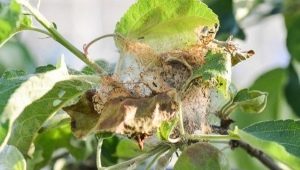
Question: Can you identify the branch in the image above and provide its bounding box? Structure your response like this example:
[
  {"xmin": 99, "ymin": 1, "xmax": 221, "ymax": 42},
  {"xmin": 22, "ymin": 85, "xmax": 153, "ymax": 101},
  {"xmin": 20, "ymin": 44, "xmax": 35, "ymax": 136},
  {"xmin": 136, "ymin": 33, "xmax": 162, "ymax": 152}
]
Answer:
[
  {"xmin": 230, "ymin": 140, "xmax": 282, "ymax": 170},
  {"xmin": 19, "ymin": 0, "xmax": 107, "ymax": 75}
]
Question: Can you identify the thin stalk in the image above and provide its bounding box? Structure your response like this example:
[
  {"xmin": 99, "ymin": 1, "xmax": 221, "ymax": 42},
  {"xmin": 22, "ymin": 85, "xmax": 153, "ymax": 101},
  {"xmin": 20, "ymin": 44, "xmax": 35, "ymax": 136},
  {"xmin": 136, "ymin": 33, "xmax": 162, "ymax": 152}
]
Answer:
[
  {"xmin": 186, "ymin": 134, "xmax": 240, "ymax": 141},
  {"xmin": 178, "ymin": 101, "xmax": 185, "ymax": 135},
  {"xmin": 96, "ymin": 138, "xmax": 104, "ymax": 169},
  {"xmin": 84, "ymin": 34, "xmax": 115, "ymax": 54},
  {"xmin": 100, "ymin": 144, "xmax": 170, "ymax": 170},
  {"xmin": 19, "ymin": 0, "xmax": 107, "ymax": 75}
]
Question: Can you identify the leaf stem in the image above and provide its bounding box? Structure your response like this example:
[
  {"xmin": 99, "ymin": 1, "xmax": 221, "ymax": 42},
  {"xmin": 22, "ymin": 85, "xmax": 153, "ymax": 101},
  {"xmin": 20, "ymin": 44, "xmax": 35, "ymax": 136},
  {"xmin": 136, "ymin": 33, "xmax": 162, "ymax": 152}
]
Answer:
[
  {"xmin": 99, "ymin": 144, "xmax": 170, "ymax": 170},
  {"xmin": 19, "ymin": 0, "xmax": 107, "ymax": 75},
  {"xmin": 83, "ymin": 34, "xmax": 115, "ymax": 55},
  {"xmin": 96, "ymin": 138, "xmax": 103, "ymax": 169},
  {"xmin": 178, "ymin": 101, "xmax": 185, "ymax": 135}
]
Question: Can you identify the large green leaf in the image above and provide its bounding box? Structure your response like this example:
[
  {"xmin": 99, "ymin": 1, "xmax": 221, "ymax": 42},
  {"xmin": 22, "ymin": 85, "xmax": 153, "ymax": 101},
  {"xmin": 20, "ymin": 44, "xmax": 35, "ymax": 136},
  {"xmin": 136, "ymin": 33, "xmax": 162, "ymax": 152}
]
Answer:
[
  {"xmin": 0, "ymin": 0, "xmax": 32, "ymax": 47},
  {"xmin": 231, "ymin": 120, "xmax": 300, "ymax": 170},
  {"xmin": 7, "ymin": 75, "xmax": 98, "ymax": 156},
  {"xmin": 174, "ymin": 143, "xmax": 229, "ymax": 170},
  {"xmin": 0, "ymin": 145, "xmax": 26, "ymax": 170},
  {"xmin": 0, "ymin": 58, "xmax": 69, "ymax": 148},
  {"xmin": 115, "ymin": 0, "xmax": 219, "ymax": 52},
  {"xmin": 243, "ymin": 120, "xmax": 300, "ymax": 158}
]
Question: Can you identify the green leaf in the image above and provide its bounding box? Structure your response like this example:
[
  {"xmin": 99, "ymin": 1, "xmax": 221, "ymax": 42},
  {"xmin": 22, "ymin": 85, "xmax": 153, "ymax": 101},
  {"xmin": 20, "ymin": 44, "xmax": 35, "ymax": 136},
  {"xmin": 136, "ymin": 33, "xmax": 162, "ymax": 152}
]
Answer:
[
  {"xmin": 0, "ymin": 0, "xmax": 32, "ymax": 47},
  {"xmin": 0, "ymin": 145, "xmax": 26, "ymax": 170},
  {"xmin": 284, "ymin": 0, "xmax": 300, "ymax": 62},
  {"xmin": 115, "ymin": 0, "xmax": 219, "ymax": 52},
  {"xmin": 1, "ymin": 69, "xmax": 26, "ymax": 79},
  {"xmin": 157, "ymin": 117, "xmax": 178, "ymax": 141},
  {"xmin": 28, "ymin": 123, "xmax": 90, "ymax": 170},
  {"xmin": 34, "ymin": 64, "xmax": 56, "ymax": 73},
  {"xmin": 115, "ymin": 138, "xmax": 144, "ymax": 159},
  {"xmin": 174, "ymin": 143, "xmax": 229, "ymax": 170},
  {"xmin": 0, "ymin": 58, "xmax": 69, "ymax": 148},
  {"xmin": 7, "ymin": 76, "xmax": 97, "ymax": 156},
  {"xmin": 243, "ymin": 120, "xmax": 300, "ymax": 158},
  {"xmin": 232, "ymin": 120, "xmax": 300, "ymax": 170},
  {"xmin": 285, "ymin": 62, "xmax": 300, "ymax": 117},
  {"xmin": 192, "ymin": 52, "xmax": 231, "ymax": 94},
  {"xmin": 101, "ymin": 136, "xmax": 120, "ymax": 166},
  {"xmin": 233, "ymin": 89, "xmax": 268, "ymax": 113}
]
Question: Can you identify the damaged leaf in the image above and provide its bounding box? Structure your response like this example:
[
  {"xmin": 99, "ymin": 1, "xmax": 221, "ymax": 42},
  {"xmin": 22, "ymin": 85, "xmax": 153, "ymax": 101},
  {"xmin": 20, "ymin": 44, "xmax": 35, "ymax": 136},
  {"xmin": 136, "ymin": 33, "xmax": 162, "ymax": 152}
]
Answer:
[
  {"xmin": 63, "ymin": 90, "xmax": 99, "ymax": 138},
  {"xmin": 65, "ymin": 89, "xmax": 179, "ymax": 146}
]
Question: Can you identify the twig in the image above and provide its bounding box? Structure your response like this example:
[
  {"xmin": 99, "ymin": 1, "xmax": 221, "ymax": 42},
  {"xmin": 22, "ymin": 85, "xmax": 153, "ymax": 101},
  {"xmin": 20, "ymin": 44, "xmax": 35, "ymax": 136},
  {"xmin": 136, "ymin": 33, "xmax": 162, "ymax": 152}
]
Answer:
[
  {"xmin": 19, "ymin": 0, "xmax": 107, "ymax": 75},
  {"xmin": 230, "ymin": 140, "xmax": 282, "ymax": 170},
  {"xmin": 83, "ymin": 34, "xmax": 115, "ymax": 55}
]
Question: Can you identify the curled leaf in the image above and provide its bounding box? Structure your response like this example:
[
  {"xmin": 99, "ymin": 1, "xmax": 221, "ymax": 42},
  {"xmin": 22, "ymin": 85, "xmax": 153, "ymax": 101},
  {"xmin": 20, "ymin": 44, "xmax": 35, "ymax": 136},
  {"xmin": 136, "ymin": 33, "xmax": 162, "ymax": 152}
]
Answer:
[{"xmin": 233, "ymin": 89, "xmax": 268, "ymax": 113}]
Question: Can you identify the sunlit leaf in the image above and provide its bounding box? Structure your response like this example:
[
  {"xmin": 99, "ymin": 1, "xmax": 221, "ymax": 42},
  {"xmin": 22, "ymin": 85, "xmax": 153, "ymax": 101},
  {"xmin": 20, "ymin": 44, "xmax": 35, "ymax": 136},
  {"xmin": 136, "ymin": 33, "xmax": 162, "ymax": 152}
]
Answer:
[
  {"xmin": 7, "ymin": 76, "xmax": 97, "ymax": 156},
  {"xmin": 115, "ymin": 0, "xmax": 219, "ymax": 52},
  {"xmin": 0, "ymin": 58, "xmax": 68, "ymax": 148},
  {"xmin": 0, "ymin": 0, "xmax": 32, "ymax": 47}
]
